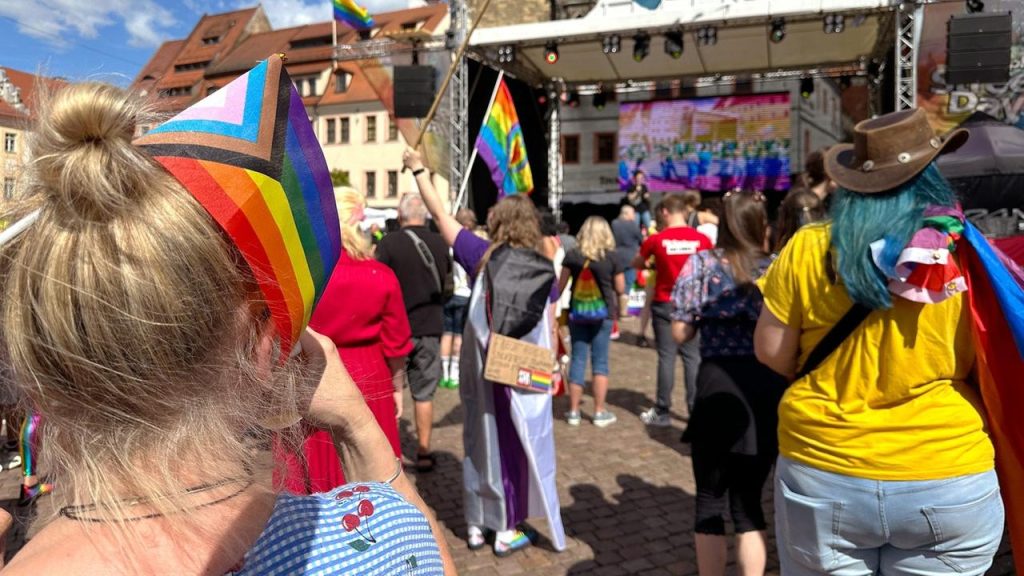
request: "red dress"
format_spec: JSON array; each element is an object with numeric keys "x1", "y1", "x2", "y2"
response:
[{"x1": 278, "y1": 252, "x2": 412, "y2": 494}]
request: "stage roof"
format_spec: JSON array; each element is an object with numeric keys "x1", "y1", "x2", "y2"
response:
[{"x1": 470, "y1": 0, "x2": 902, "y2": 85}]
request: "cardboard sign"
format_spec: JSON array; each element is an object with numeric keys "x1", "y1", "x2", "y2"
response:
[{"x1": 484, "y1": 333, "x2": 555, "y2": 393}]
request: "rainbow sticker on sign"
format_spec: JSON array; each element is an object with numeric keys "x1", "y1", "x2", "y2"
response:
[{"x1": 517, "y1": 368, "x2": 553, "y2": 393}]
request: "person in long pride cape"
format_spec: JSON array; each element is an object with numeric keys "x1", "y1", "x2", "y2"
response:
[
  {"x1": 754, "y1": 108, "x2": 1020, "y2": 575},
  {"x1": 403, "y1": 148, "x2": 566, "y2": 558}
]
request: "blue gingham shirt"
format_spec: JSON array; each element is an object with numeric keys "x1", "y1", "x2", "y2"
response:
[{"x1": 230, "y1": 483, "x2": 443, "y2": 575}]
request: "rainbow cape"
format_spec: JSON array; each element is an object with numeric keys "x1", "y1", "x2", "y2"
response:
[
  {"x1": 333, "y1": 0, "x2": 373, "y2": 30},
  {"x1": 135, "y1": 55, "x2": 341, "y2": 360},
  {"x1": 873, "y1": 206, "x2": 1024, "y2": 572},
  {"x1": 476, "y1": 79, "x2": 533, "y2": 198}
]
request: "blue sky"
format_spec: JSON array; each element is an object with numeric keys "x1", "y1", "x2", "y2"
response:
[{"x1": 0, "y1": 0, "x2": 417, "y2": 86}]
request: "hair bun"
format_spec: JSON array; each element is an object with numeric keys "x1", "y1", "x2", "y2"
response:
[{"x1": 28, "y1": 82, "x2": 159, "y2": 222}]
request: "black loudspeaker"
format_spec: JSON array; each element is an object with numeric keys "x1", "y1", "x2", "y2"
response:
[
  {"x1": 947, "y1": 12, "x2": 1012, "y2": 84},
  {"x1": 393, "y1": 66, "x2": 436, "y2": 118}
]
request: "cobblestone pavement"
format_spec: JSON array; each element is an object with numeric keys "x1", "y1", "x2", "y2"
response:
[{"x1": 0, "y1": 316, "x2": 1015, "y2": 574}]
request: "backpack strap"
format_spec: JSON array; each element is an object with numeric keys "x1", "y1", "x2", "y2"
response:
[
  {"x1": 403, "y1": 229, "x2": 442, "y2": 294},
  {"x1": 795, "y1": 303, "x2": 871, "y2": 380}
]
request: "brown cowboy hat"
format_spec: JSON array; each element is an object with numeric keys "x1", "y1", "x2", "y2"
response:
[{"x1": 824, "y1": 108, "x2": 968, "y2": 194}]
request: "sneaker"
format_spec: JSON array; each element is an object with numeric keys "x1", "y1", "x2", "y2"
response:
[
  {"x1": 565, "y1": 411, "x2": 581, "y2": 427},
  {"x1": 610, "y1": 321, "x2": 620, "y2": 340},
  {"x1": 637, "y1": 336, "x2": 651, "y2": 348},
  {"x1": 438, "y1": 378, "x2": 453, "y2": 389},
  {"x1": 592, "y1": 411, "x2": 617, "y2": 428},
  {"x1": 467, "y1": 525, "x2": 487, "y2": 551},
  {"x1": 493, "y1": 530, "x2": 532, "y2": 557},
  {"x1": 639, "y1": 407, "x2": 671, "y2": 427}
]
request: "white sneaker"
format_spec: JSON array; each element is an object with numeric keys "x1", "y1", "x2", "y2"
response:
[
  {"x1": 639, "y1": 407, "x2": 671, "y2": 427},
  {"x1": 592, "y1": 411, "x2": 617, "y2": 428},
  {"x1": 565, "y1": 411, "x2": 581, "y2": 426}
]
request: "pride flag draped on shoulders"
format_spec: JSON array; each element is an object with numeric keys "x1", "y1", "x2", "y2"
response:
[
  {"x1": 333, "y1": 0, "x2": 373, "y2": 29},
  {"x1": 476, "y1": 79, "x2": 533, "y2": 198}
]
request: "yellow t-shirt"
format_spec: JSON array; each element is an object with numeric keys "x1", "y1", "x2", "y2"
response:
[{"x1": 759, "y1": 223, "x2": 993, "y2": 481}]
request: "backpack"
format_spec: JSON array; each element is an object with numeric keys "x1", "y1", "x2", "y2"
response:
[{"x1": 569, "y1": 260, "x2": 609, "y2": 324}]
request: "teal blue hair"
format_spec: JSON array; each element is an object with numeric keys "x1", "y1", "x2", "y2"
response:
[{"x1": 830, "y1": 164, "x2": 956, "y2": 310}]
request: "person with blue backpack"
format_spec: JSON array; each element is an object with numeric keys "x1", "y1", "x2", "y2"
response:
[{"x1": 559, "y1": 216, "x2": 625, "y2": 428}]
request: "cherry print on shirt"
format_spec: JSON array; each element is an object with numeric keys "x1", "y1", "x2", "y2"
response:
[{"x1": 339, "y1": 485, "x2": 379, "y2": 551}]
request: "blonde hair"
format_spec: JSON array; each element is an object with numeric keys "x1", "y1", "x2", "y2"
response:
[
  {"x1": 577, "y1": 216, "x2": 615, "y2": 261},
  {"x1": 335, "y1": 186, "x2": 372, "y2": 260},
  {"x1": 0, "y1": 82, "x2": 301, "y2": 546}
]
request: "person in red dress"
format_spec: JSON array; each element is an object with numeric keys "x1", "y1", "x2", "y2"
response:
[{"x1": 279, "y1": 187, "x2": 413, "y2": 494}]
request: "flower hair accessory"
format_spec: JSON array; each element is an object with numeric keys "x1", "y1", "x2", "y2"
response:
[{"x1": 134, "y1": 55, "x2": 341, "y2": 360}]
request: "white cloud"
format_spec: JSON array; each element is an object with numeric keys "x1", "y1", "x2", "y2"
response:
[
  {"x1": 253, "y1": 0, "x2": 427, "y2": 28},
  {"x1": 0, "y1": 0, "x2": 178, "y2": 49}
]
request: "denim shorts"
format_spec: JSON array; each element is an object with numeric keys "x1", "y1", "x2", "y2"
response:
[
  {"x1": 775, "y1": 456, "x2": 1003, "y2": 576},
  {"x1": 443, "y1": 296, "x2": 470, "y2": 335},
  {"x1": 568, "y1": 318, "x2": 613, "y2": 385}
]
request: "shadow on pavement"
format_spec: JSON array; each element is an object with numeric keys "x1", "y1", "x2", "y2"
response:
[{"x1": 564, "y1": 474, "x2": 693, "y2": 574}]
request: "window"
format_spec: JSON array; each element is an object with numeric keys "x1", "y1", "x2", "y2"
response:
[
  {"x1": 366, "y1": 115, "x2": 377, "y2": 142},
  {"x1": 202, "y1": 35, "x2": 220, "y2": 45},
  {"x1": 207, "y1": 86, "x2": 219, "y2": 96},
  {"x1": 290, "y1": 36, "x2": 332, "y2": 49},
  {"x1": 562, "y1": 134, "x2": 580, "y2": 164},
  {"x1": 358, "y1": 29, "x2": 372, "y2": 41},
  {"x1": 594, "y1": 133, "x2": 616, "y2": 164},
  {"x1": 307, "y1": 77, "x2": 317, "y2": 97},
  {"x1": 365, "y1": 171, "x2": 376, "y2": 198},
  {"x1": 334, "y1": 72, "x2": 350, "y2": 93},
  {"x1": 2, "y1": 178, "x2": 13, "y2": 200},
  {"x1": 326, "y1": 118, "x2": 336, "y2": 144},
  {"x1": 159, "y1": 86, "x2": 191, "y2": 98},
  {"x1": 340, "y1": 117, "x2": 350, "y2": 144},
  {"x1": 3, "y1": 133, "x2": 15, "y2": 154},
  {"x1": 388, "y1": 117, "x2": 398, "y2": 141},
  {"x1": 387, "y1": 170, "x2": 398, "y2": 197},
  {"x1": 173, "y1": 61, "x2": 210, "y2": 73}
]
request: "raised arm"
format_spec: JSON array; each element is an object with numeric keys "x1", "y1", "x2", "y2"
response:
[{"x1": 403, "y1": 148, "x2": 461, "y2": 247}]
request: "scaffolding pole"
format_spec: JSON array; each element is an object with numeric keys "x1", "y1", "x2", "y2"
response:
[
  {"x1": 449, "y1": 0, "x2": 469, "y2": 210},
  {"x1": 894, "y1": 2, "x2": 923, "y2": 111},
  {"x1": 548, "y1": 96, "x2": 563, "y2": 220}
]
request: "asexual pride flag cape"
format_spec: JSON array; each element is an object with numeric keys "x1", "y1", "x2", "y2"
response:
[
  {"x1": 135, "y1": 56, "x2": 341, "y2": 359},
  {"x1": 476, "y1": 79, "x2": 533, "y2": 198},
  {"x1": 961, "y1": 222, "x2": 1024, "y2": 573}
]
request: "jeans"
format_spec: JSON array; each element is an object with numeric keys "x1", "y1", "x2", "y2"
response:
[
  {"x1": 651, "y1": 301, "x2": 700, "y2": 413},
  {"x1": 775, "y1": 456, "x2": 1003, "y2": 576},
  {"x1": 638, "y1": 210, "x2": 652, "y2": 231},
  {"x1": 568, "y1": 318, "x2": 613, "y2": 385},
  {"x1": 623, "y1": 267, "x2": 637, "y2": 292}
]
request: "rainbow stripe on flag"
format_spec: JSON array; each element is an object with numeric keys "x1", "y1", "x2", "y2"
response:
[
  {"x1": 333, "y1": 0, "x2": 373, "y2": 30},
  {"x1": 476, "y1": 79, "x2": 533, "y2": 198},
  {"x1": 135, "y1": 56, "x2": 341, "y2": 360}
]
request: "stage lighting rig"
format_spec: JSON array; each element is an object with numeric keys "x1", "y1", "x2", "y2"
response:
[
  {"x1": 770, "y1": 18, "x2": 786, "y2": 43},
  {"x1": 633, "y1": 32, "x2": 650, "y2": 62},
  {"x1": 602, "y1": 35, "x2": 621, "y2": 54},
  {"x1": 565, "y1": 90, "x2": 580, "y2": 108},
  {"x1": 545, "y1": 41, "x2": 559, "y2": 64},
  {"x1": 497, "y1": 45, "x2": 515, "y2": 64},
  {"x1": 800, "y1": 78, "x2": 814, "y2": 99},
  {"x1": 697, "y1": 26, "x2": 718, "y2": 46},
  {"x1": 664, "y1": 29, "x2": 684, "y2": 59},
  {"x1": 593, "y1": 90, "x2": 607, "y2": 109},
  {"x1": 824, "y1": 14, "x2": 845, "y2": 34}
]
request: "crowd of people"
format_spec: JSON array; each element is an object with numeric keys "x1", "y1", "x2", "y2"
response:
[{"x1": 0, "y1": 69, "x2": 1016, "y2": 576}]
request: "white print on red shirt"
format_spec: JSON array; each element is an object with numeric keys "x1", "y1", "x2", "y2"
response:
[{"x1": 663, "y1": 239, "x2": 701, "y2": 256}]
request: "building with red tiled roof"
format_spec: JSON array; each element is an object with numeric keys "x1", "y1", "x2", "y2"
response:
[
  {"x1": 131, "y1": 3, "x2": 452, "y2": 208},
  {"x1": 0, "y1": 67, "x2": 66, "y2": 201}
]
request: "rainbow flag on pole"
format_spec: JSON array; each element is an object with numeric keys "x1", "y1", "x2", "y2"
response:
[
  {"x1": 333, "y1": 0, "x2": 374, "y2": 29},
  {"x1": 476, "y1": 79, "x2": 533, "y2": 198}
]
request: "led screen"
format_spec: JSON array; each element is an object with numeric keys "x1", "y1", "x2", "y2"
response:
[{"x1": 618, "y1": 93, "x2": 792, "y2": 193}]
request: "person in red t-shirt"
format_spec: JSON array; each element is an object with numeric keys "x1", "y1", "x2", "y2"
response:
[{"x1": 632, "y1": 194, "x2": 712, "y2": 427}]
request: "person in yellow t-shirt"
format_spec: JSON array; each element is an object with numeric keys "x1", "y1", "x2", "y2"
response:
[{"x1": 754, "y1": 109, "x2": 1002, "y2": 576}]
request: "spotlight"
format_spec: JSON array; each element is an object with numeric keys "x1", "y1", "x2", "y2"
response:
[
  {"x1": 823, "y1": 14, "x2": 845, "y2": 34},
  {"x1": 565, "y1": 90, "x2": 580, "y2": 108},
  {"x1": 633, "y1": 32, "x2": 650, "y2": 62},
  {"x1": 593, "y1": 90, "x2": 607, "y2": 109},
  {"x1": 602, "y1": 35, "x2": 621, "y2": 54},
  {"x1": 545, "y1": 41, "x2": 559, "y2": 64},
  {"x1": 967, "y1": 0, "x2": 984, "y2": 12},
  {"x1": 697, "y1": 26, "x2": 718, "y2": 46},
  {"x1": 664, "y1": 29, "x2": 683, "y2": 59},
  {"x1": 497, "y1": 45, "x2": 515, "y2": 64},
  {"x1": 770, "y1": 18, "x2": 785, "y2": 43},
  {"x1": 800, "y1": 78, "x2": 814, "y2": 99}
]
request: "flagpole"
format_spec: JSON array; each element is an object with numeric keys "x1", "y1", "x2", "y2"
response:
[{"x1": 452, "y1": 69, "x2": 503, "y2": 214}]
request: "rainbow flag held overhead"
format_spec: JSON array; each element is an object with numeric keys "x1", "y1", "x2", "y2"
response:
[
  {"x1": 333, "y1": 0, "x2": 374, "y2": 30},
  {"x1": 135, "y1": 55, "x2": 341, "y2": 360},
  {"x1": 476, "y1": 79, "x2": 533, "y2": 198}
]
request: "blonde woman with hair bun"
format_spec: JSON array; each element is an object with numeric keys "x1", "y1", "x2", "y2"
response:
[
  {"x1": 279, "y1": 185, "x2": 416, "y2": 494},
  {"x1": 0, "y1": 82, "x2": 452, "y2": 574},
  {"x1": 558, "y1": 216, "x2": 625, "y2": 428}
]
